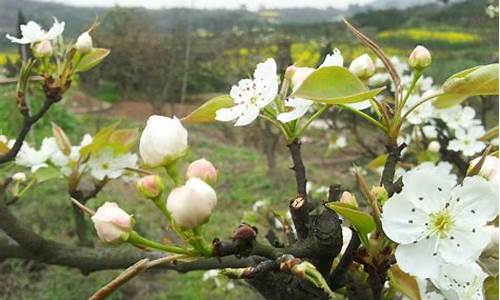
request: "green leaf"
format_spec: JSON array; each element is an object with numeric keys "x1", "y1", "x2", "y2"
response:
[
  {"x1": 79, "y1": 122, "x2": 119, "y2": 158},
  {"x1": 33, "y1": 166, "x2": 61, "y2": 183},
  {"x1": 326, "y1": 202, "x2": 376, "y2": 248},
  {"x1": 76, "y1": 48, "x2": 110, "y2": 72},
  {"x1": 388, "y1": 265, "x2": 422, "y2": 300},
  {"x1": 52, "y1": 122, "x2": 72, "y2": 156},
  {"x1": 434, "y1": 64, "x2": 499, "y2": 108},
  {"x1": 108, "y1": 128, "x2": 139, "y2": 154},
  {"x1": 292, "y1": 66, "x2": 385, "y2": 104},
  {"x1": 367, "y1": 154, "x2": 388, "y2": 173},
  {"x1": 484, "y1": 275, "x2": 499, "y2": 300},
  {"x1": 182, "y1": 95, "x2": 234, "y2": 124}
]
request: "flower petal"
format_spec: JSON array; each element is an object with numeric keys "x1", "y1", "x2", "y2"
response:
[
  {"x1": 449, "y1": 176, "x2": 498, "y2": 224},
  {"x1": 401, "y1": 168, "x2": 454, "y2": 214},
  {"x1": 234, "y1": 105, "x2": 259, "y2": 126},
  {"x1": 381, "y1": 191, "x2": 429, "y2": 244},
  {"x1": 395, "y1": 235, "x2": 442, "y2": 278},
  {"x1": 439, "y1": 223, "x2": 490, "y2": 264}
]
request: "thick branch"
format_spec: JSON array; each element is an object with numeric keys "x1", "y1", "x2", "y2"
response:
[{"x1": 287, "y1": 140, "x2": 309, "y2": 240}]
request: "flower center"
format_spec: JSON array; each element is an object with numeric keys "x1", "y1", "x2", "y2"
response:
[
  {"x1": 430, "y1": 211, "x2": 453, "y2": 235},
  {"x1": 102, "y1": 162, "x2": 110, "y2": 170}
]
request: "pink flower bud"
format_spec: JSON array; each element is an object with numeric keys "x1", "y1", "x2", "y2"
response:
[
  {"x1": 186, "y1": 158, "x2": 217, "y2": 184},
  {"x1": 136, "y1": 175, "x2": 164, "y2": 198},
  {"x1": 340, "y1": 191, "x2": 358, "y2": 207},
  {"x1": 408, "y1": 45, "x2": 432, "y2": 69},
  {"x1": 35, "y1": 40, "x2": 53, "y2": 57},
  {"x1": 91, "y1": 202, "x2": 133, "y2": 244}
]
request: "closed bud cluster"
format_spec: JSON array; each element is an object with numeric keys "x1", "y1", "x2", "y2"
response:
[
  {"x1": 408, "y1": 45, "x2": 432, "y2": 70},
  {"x1": 166, "y1": 177, "x2": 217, "y2": 229},
  {"x1": 186, "y1": 158, "x2": 217, "y2": 185},
  {"x1": 136, "y1": 175, "x2": 164, "y2": 199},
  {"x1": 91, "y1": 202, "x2": 133, "y2": 244},
  {"x1": 348, "y1": 54, "x2": 375, "y2": 79}
]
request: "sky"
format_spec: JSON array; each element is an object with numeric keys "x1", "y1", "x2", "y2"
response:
[{"x1": 36, "y1": 0, "x2": 375, "y2": 10}]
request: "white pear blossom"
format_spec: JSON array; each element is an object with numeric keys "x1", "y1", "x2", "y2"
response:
[
  {"x1": 277, "y1": 97, "x2": 313, "y2": 123},
  {"x1": 166, "y1": 178, "x2": 217, "y2": 229},
  {"x1": 432, "y1": 262, "x2": 487, "y2": 300},
  {"x1": 448, "y1": 126, "x2": 486, "y2": 157},
  {"x1": 15, "y1": 137, "x2": 60, "y2": 172},
  {"x1": 87, "y1": 148, "x2": 138, "y2": 180},
  {"x1": 75, "y1": 31, "x2": 92, "y2": 53},
  {"x1": 348, "y1": 53, "x2": 375, "y2": 79},
  {"x1": 6, "y1": 18, "x2": 65, "y2": 44},
  {"x1": 216, "y1": 59, "x2": 278, "y2": 126},
  {"x1": 12, "y1": 172, "x2": 27, "y2": 182},
  {"x1": 438, "y1": 106, "x2": 479, "y2": 130},
  {"x1": 404, "y1": 94, "x2": 434, "y2": 125},
  {"x1": 381, "y1": 165, "x2": 498, "y2": 278},
  {"x1": 414, "y1": 278, "x2": 445, "y2": 300},
  {"x1": 319, "y1": 48, "x2": 343, "y2": 68},
  {"x1": 48, "y1": 134, "x2": 92, "y2": 176},
  {"x1": 139, "y1": 115, "x2": 188, "y2": 166}
]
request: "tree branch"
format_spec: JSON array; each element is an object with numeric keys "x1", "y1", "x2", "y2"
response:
[
  {"x1": 380, "y1": 143, "x2": 406, "y2": 196},
  {"x1": 0, "y1": 98, "x2": 55, "y2": 164},
  {"x1": 287, "y1": 139, "x2": 310, "y2": 240}
]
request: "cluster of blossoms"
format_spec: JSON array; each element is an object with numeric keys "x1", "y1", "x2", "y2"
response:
[
  {"x1": 91, "y1": 115, "x2": 219, "y2": 246},
  {"x1": 7, "y1": 17, "x2": 93, "y2": 55},
  {"x1": 215, "y1": 48, "x2": 374, "y2": 127},
  {"x1": 3, "y1": 133, "x2": 138, "y2": 182},
  {"x1": 381, "y1": 161, "x2": 498, "y2": 299},
  {"x1": 368, "y1": 54, "x2": 492, "y2": 158}
]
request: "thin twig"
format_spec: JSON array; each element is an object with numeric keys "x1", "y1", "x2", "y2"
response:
[{"x1": 89, "y1": 255, "x2": 188, "y2": 300}]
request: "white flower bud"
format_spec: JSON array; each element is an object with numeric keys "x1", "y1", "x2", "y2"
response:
[
  {"x1": 12, "y1": 172, "x2": 27, "y2": 182},
  {"x1": 468, "y1": 155, "x2": 499, "y2": 182},
  {"x1": 139, "y1": 115, "x2": 188, "y2": 167},
  {"x1": 91, "y1": 202, "x2": 133, "y2": 244},
  {"x1": 166, "y1": 177, "x2": 217, "y2": 229},
  {"x1": 34, "y1": 40, "x2": 53, "y2": 57},
  {"x1": 348, "y1": 54, "x2": 375, "y2": 79},
  {"x1": 186, "y1": 158, "x2": 218, "y2": 185},
  {"x1": 408, "y1": 45, "x2": 431, "y2": 70},
  {"x1": 136, "y1": 175, "x2": 164, "y2": 199},
  {"x1": 290, "y1": 67, "x2": 315, "y2": 92},
  {"x1": 482, "y1": 225, "x2": 499, "y2": 258},
  {"x1": 427, "y1": 141, "x2": 441, "y2": 153},
  {"x1": 75, "y1": 32, "x2": 93, "y2": 54}
]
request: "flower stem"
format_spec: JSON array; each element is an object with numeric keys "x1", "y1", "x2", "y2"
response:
[
  {"x1": 127, "y1": 231, "x2": 195, "y2": 255},
  {"x1": 398, "y1": 70, "x2": 422, "y2": 113},
  {"x1": 337, "y1": 104, "x2": 387, "y2": 132},
  {"x1": 294, "y1": 104, "x2": 329, "y2": 138},
  {"x1": 166, "y1": 162, "x2": 182, "y2": 186}
]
